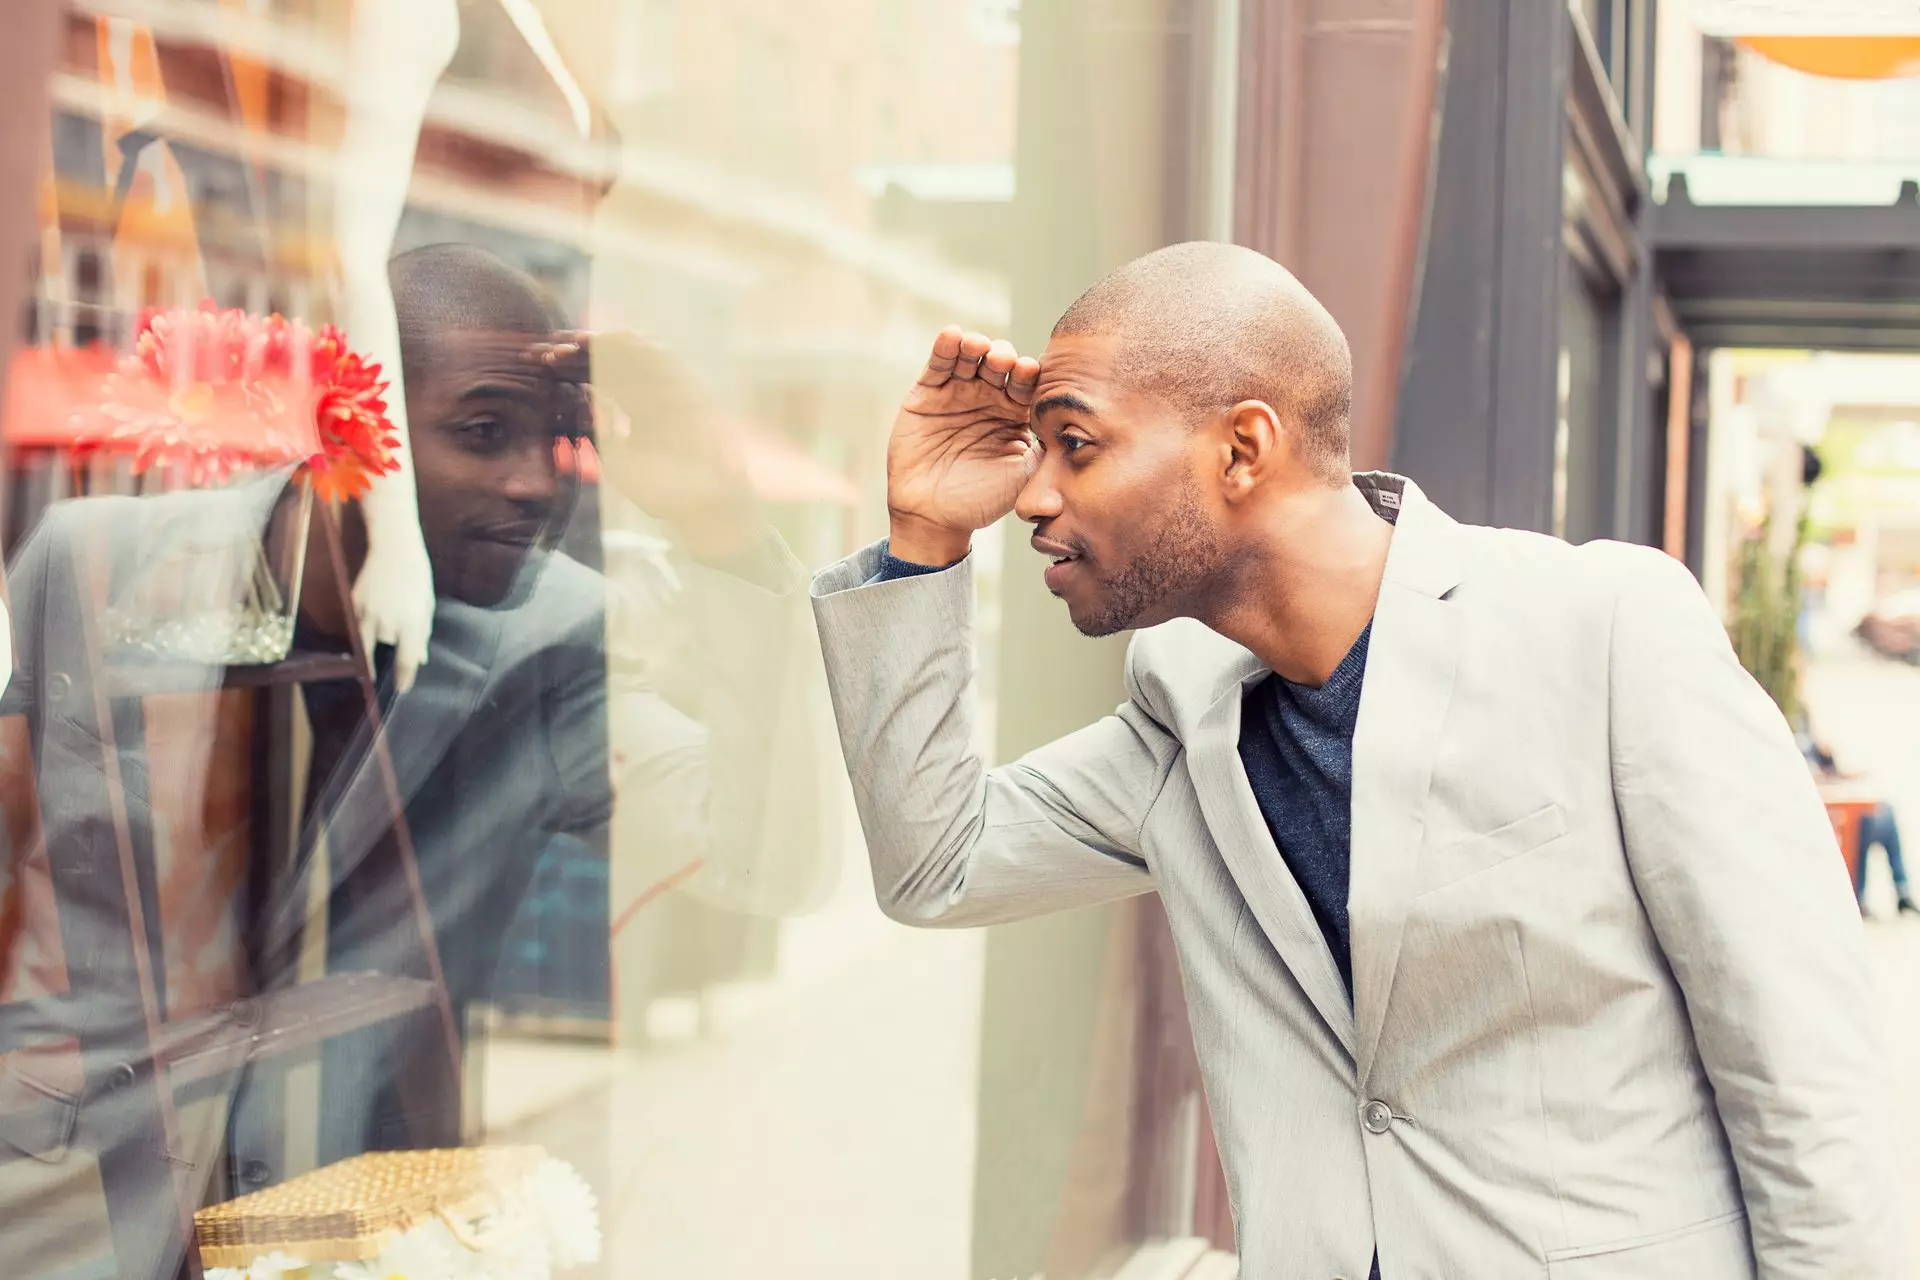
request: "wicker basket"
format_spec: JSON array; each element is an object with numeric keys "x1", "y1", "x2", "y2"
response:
[{"x1": 195, "y1": 1146, "x2": 546, "y2": 1267}]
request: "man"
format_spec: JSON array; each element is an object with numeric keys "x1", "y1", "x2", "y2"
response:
[
  {"x1": 1800, "y1": 723, "x2": 1918, "y2": 917},
  {"x1": 0, "y1": 244, "x2": 829, "y2": 1278},
  {"x1": 811, "y1": 242, "x2": 1904, "y2": 1278}
]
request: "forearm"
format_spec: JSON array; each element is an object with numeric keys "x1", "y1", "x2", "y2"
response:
[{"x1": 813, "y1": 542, "x2": 1160, "y2": 926}]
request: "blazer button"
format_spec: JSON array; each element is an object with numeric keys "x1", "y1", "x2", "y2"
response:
[
  {"x1": 242, "y1": 1158, "x2": 272, "y2": 1187},
  {"x1": 1361, "y1": 1099, "x2": 1393, "y2": 1134},
  {"x1": 46, "y1": 672, "x2": 72, "y2": 705}
]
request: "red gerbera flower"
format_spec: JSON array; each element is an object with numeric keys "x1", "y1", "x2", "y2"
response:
[
  {"x1": 302, "y1": 324, "x2": 402, "y2": 502},
  {"x1": 74, "y1": 301, "x2": 402, "y2": 499}
]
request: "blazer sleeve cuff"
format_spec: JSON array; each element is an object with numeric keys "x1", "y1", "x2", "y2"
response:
[{"x1": 811, "y1": 539, "x2": 975, "y2": 654}]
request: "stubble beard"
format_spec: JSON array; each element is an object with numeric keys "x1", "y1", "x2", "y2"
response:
[{"x1": 1071, "y1": 480, "x2": 1223, "y2": 638}]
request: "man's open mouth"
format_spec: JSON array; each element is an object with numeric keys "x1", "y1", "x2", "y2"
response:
[
  {"x1": 1034, "y1": 535, "x2": 1085, "y2": 593},
  {"x1": 1032, "y1": 534, "x2": 1081, "y2": 565}
]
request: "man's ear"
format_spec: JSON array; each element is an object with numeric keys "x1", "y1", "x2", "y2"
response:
[{"x1": 1220, "y1": 400, "x2": 1283, "y2": 502}]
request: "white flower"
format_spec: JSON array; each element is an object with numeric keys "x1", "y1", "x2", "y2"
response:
[
  {"x1": 468, "y1": 1199, "x2": 551, "y2": 1280},
  {"x1": 517, "y1": 1158, "x2": 600, "y2": 1271},
  {"x1": 332, "y1": 1221, "x2": 461, "y2": 1280}
]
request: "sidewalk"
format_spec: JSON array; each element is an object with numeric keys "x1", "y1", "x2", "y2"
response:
[{"x1": 479, "y1": 919, "x2": 988, "y2": 1279}]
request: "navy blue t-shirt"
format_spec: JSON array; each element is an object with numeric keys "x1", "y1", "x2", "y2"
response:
[{"x1": 1237, "y1": 622, "x2": 1371, "y2": 996}]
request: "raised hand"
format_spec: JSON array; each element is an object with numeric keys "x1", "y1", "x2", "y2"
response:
[
  {"x1": 536, "y1": 330, "x2": 761, "y2": 559},
  {"x1": 885, "y1": 326, "x2": 1041, "y2": 565}
]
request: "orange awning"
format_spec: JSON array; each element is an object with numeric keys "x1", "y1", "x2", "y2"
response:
[{"x1": 1737, "y1": 36, "x2": 1920, "y2": 80}]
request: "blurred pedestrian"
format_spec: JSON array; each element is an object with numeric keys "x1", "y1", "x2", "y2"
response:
[{"x1": 1801, "y1": 722, "x2": 1918, "y2": 916}]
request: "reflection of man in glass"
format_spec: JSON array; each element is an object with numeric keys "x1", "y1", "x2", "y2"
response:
[
  {"x1": 0, "y1": 244, "x2": 828, "y2": 1279},
  {"x1": 286, "y1": 245, "x2": 809, "y2": 1163}
]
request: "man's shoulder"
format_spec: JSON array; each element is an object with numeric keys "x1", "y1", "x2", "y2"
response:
[{"x1": 1454, "y1": 522, "x2": 1692, "y2": 613}]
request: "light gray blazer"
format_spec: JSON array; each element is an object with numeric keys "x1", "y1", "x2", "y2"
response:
[{"x1": 811, "y1": 472, "x2": 1907, "y2": 1280}]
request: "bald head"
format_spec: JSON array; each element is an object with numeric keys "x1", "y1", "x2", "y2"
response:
[
  {"x1": 389, "y1": 243, "x2": 562, "y2": 395},
  {"x1": 1052, "y1": 242, "x2": 1353, "y2": 480}
]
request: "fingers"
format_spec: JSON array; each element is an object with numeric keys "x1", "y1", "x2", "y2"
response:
[
  {"x1": 951, "y1": 331, "x2": 993, "y2": 381},
  {"x1": 1007, "y1": 355, "x2": 1042, "y2": 406},
  {"x1": 919, "y1": 326, "x2": 1037, "y2": 396},
  {"x1": 530, "y1": 334, "x2": 590, "y2": 384},
  {"x1": 393, "y1": 626, "x2": 427, "y2": 694},
  {"x1": 919, "y1": 326, "x2": 965, "y2": 386},
  {"x1": 358, "y1": 609, "x2": 380, "y2": 675},
  {"x1": 981, "y1": 338, "x2": 1018, "y2": 387},
  {"x1": 354, "y1": 602, "x2": 430, "y2": 692}
]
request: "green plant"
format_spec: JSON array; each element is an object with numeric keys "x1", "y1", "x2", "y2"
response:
[{"x1": 1728, "y1": 505, "x2": 1808, "y2": 724}]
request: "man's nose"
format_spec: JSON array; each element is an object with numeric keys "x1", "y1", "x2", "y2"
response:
[
  {"x1": 502, "y1": 440, "x2": 562, "y2": 507},
  {"x1": 1014, "y1": 455, "x2": 1063, "y2": 525}
]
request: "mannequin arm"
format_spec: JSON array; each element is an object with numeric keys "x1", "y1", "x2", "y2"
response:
[{"x1": 330, "y1": 0, "x2": 461, "y2": 691}]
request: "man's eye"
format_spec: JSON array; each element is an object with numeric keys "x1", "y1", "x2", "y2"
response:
[
  {"x1": 461, "y1": 416, "x2": 506, "y2": 444},
  {"x1": 1060, "y1": 435, "x2": 1090, "y2": 455}
]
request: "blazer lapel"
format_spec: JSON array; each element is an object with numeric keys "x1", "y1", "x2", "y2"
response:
[
  {"x1": 1348, "y1": 476, "x2": 1464, "y2": 1082},
  {"x1": 1190, "y1": 666, "x2": 1358, "y2": 1062},
  {"x1": 256, "y1": 608, "x2": 503, "y2": 975}
]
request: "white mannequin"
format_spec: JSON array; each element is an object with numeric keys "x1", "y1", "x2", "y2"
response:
[{"x1": 330, "y1": 0, "x2": 461, "y2": 691}]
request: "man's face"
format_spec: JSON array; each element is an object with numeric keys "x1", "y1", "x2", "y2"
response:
[
  {"x1": 1018, "y1": 333, "x2": 1224, "y2": 636},
  {"x1": 403, "y1": 330, "x2": 577, "y2": 607}
]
